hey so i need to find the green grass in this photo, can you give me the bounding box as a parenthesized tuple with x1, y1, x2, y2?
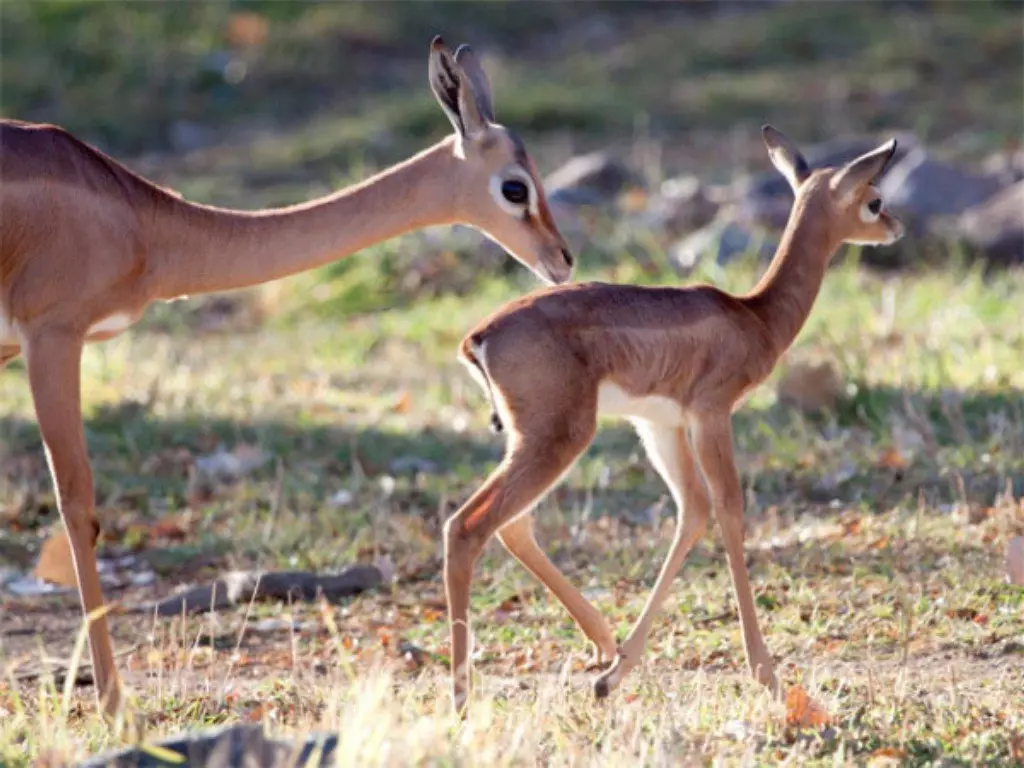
(2, 258, 1022, 766)
(2, 2, 1024, 765)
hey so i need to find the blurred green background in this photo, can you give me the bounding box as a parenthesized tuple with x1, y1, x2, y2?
(3, 0, 1021, 311)
(1, 5, 1023, 763)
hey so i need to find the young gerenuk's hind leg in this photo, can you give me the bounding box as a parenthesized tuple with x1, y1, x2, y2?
(443, 412, 598, 716)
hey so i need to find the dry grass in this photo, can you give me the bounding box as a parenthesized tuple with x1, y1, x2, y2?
(2, 4, 1023, 765)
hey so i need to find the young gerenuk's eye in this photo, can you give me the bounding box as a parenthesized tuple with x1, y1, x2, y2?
(501, 179, 529, 205)
(867, 198, 883, 215)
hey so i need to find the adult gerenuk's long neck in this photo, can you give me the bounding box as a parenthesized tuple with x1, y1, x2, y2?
(742, 192, 842, 355)
(151, 137, 459, 300)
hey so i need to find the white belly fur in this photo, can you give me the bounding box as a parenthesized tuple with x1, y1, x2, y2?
(87, 312, 134, 338)
(0, 307, 135, 346)
(597, 381, 686, 425)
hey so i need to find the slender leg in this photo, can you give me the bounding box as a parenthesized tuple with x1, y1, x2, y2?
(25, 329, 122, 718)
(498, 513, 617, 666)
(444, 418, 595, 717)
(594, 422, 711, 698)
(689, 414, 778, 696)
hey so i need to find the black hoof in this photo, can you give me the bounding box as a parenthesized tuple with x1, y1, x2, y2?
(593, 678, 610, 700)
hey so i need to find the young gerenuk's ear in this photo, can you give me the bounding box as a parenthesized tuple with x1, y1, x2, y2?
(830, 138, 898, 201)
(762, 124, 811, 193)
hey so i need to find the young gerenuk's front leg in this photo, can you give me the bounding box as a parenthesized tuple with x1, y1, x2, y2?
(443, 417, 596, 716)
(594, 422, 711, 698)
(690, 414, 779, 696)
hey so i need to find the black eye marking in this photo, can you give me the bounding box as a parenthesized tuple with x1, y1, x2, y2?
(867, 198, 882, 215)
(501, 179, 529, 205)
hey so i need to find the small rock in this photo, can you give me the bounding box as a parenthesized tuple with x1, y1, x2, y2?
(168, 120, 217, 154)
(981, 148, 1024, 187)
(128, 570, 156, 587)
(194, 444, 269, 484)
(544, 151, 640, 206)
(77, 723, 338, 768)
(722, 719, 751, 741)
(388, 456, 439, 476)
(6, 573, 73, 597)
(328, 489, 354, 508)
(251, 618, 298, 633)
(643, 175, 720, 238)
(880, 147, 1004, 225)
(947, 181, 1023, 268)
(670, 214, 777, 272)
(777, 358, 844, 413)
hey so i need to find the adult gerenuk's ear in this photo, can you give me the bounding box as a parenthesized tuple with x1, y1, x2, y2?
(428, 36, 490, 139)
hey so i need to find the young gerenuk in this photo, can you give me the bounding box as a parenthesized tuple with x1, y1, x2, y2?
(444, 125, 905, 716)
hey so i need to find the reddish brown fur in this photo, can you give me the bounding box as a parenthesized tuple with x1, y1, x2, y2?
(442, 127, 905, 717)
(0, 37, 571, 722)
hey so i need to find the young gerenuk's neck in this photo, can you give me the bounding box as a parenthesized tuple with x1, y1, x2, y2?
(742, 194, 841, 354)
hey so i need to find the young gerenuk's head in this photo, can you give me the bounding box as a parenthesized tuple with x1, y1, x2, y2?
(428, 36, 574, 285)
(762, 124, 905, 248)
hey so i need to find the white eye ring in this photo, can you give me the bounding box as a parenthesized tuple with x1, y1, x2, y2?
(490, 172, 539, 218)
(860, 199, 883, 223)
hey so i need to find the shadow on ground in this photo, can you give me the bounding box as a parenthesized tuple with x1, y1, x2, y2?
(2, 379, 1021, 515)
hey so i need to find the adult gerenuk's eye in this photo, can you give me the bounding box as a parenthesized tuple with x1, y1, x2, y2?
(868, 198, 882, 215)
(501, 179, 529, 205)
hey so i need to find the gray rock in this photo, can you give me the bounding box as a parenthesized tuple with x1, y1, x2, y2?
(389, 455, 441, 475)
(128, 565, 383, 617)
(946, 181, 1024, 267)
(671, 214, 777, 272)
(981, 149, 1024, 187)
(880, 147, 1004, 226)
(544, 151, 639, 206)
(168, 121, 217, 154)
(643, 175, 720, 238)
(77, 723, 338, 768)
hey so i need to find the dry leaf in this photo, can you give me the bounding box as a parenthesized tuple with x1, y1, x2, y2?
(876, 446, 909, 470)
(194, 444, 268, 484)
(1007, 536, 1024, 586)
(784, 684, 831, 728)
(777, 358, 844, 413)
(392, 391, 412, 414)
(618, 187, 649, 213)
(33, 529, 78, 588)
(225, 11, 269, 48)
(243, 702, 266, 723)
(149, 514, 190, 541)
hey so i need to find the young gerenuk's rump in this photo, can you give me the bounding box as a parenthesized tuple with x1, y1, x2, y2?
(443, 125, 905, 716)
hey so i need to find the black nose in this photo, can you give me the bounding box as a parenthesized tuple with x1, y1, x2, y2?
(562, 248, 574, 268)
